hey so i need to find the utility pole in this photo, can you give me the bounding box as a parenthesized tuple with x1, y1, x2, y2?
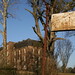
(42, 0, 49, 75)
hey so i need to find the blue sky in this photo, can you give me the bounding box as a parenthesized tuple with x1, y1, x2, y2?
(0, 1, 75, 68)
(0, 3, 39, 47)
(67, 36, 75, 68)
(0, 3, 38, 44)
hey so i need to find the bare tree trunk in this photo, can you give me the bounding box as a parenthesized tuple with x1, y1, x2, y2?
(3, 0, 7, 67)
(3, 0, 7, 50)
(50, 32, 56, 55)
(62, 64, 66, 73)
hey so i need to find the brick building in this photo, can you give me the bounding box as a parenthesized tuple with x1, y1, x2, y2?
(0, 39, 42, 72)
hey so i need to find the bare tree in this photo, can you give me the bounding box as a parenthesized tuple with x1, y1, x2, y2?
(26, 0, 75, 75)
(56, 39, 74, 73)
(0, 0, 19, 67)
(26, 0, 75, 56)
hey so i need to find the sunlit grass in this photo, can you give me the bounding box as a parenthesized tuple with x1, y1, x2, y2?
(58, 73, 75, 75)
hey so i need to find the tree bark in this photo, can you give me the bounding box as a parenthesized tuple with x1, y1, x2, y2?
(3, 0, 7, 67)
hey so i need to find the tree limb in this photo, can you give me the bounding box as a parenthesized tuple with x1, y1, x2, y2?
(0, 10, 3, 16)
(25, 9, 34, 16)
(63, 1, 75, 12)
(0, 21, 3, 25)
(49, 37, 65, 47)
(0, 30, 3, 36)
(36, 6, 46, 27)
(53, 38, 65, 42)
(32, 27, 44, 43)
(53, 0, 57, 8)
(8, 13, 15, 18)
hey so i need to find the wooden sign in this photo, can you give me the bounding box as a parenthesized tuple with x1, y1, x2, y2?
(51, 11, 75, 31)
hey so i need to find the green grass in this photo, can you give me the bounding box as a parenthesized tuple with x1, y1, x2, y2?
(58, 73, 75, 75)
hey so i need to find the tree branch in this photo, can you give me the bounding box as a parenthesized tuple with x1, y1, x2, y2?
(53, 38, 65, 42)
(32, 27, 44, 43)
(0, 21, 3, 25)
(0, 10, 3, 16)
(0, 30, 3, 36)
(53, 0, 57, 8)
(49, 37, 65, 47)
(25, 9, 34, 16)
(63, 1, 75, 12)
(36, 7, 45, 27)
(8, 13, 15, 18)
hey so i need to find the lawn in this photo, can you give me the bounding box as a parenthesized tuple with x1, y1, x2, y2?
(59, 73, 75, 75)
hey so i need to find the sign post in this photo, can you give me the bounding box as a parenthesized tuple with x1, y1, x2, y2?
(42, 11, 75, 75)
(42, 1, 49, 75)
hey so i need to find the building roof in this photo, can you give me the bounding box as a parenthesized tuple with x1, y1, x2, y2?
(14, 38, 42, 49)
(0, 39, 42, 50)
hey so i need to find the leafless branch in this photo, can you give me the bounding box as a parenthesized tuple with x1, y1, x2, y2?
(0, 30, 3, 35)
(32, 27, 44, 43)
(25, 9, 34, 16)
